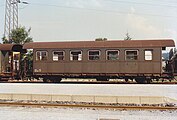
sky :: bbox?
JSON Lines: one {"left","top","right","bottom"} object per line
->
{"left": 0, "top": 0, "right": 177, "bottom": 44}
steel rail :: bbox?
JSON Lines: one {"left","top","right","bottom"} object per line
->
{"left": 0, "top": 102, "right": 176, "bottom": 110}
{"left": 5, "top": 80, "right": 177, "bottom": 84}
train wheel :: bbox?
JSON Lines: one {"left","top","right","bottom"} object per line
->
{"left": 43, "top": 77, "right": 61, "bottom": 83}
{"left": 135, "top": 77, "right": 146, "bottom": 84}
{"left": 125, "top": 78, "right": 129, "bottom": 82}
{"left": 52, "top": 78, "right": 62, "bottom": 83}
{"left": 135, "top": 77, "right": 152, "bottom": 84}
{"left": 96, "top": 77, "right": 108, "bottom": 81}
{"left": 146, "top": 78, "right": 152, "bottom": 84}
{"left": 43, "top": 78, "right": 52, "bottom": 83}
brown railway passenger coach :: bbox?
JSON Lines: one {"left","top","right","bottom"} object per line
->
{"left": 23, "top": 39, "right": 175, "bottom": 83}
{"left": 0, "top": 44, "right": 25, "bottom": 80}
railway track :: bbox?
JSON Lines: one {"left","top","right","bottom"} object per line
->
{"left": 59, "top": 81, "right": 177, "bottom": 84}
{"left": 0, "top": 101, "right": 176, "bottom": 110}
{"left": 5, "top": 80, "right": 177, "bottom": 84}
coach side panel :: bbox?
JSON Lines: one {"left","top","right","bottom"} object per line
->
{"left": 32, "top": 47, "right": 162, "bottom": 76}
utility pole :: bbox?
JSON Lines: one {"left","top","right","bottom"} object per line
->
{"left": 4, "top": 0, "right": 19, "bottom": 40}
{"left": 4, "top": 0, "right": 28, "bottom": 40}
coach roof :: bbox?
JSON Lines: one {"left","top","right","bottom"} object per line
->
{"left": 23, "top": 39, "right": 175, "bottom": 49}
{"left": 0, "top": 44, "right": 23, "bottom": 52}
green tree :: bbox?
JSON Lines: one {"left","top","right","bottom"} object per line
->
{"left": 2, "top": 26, "right": 33, "bottom": 44}
{"left": 124, "top": 32, "right": 132, "bottom": 40}
{"left": 2, "top": 36, "right": 8, "bottom": 43}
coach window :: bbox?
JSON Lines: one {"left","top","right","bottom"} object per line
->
{"left": 106, "top": 50, "right": 119, "bottom": 60}
{"left": 70, "top": 50, "right": 82, "bottom": 61}
{"left": 36, "top": 51, "right": 48, "bottom": 61}
{"left": 88, "top": 50, "right": 100, "bottom": 60}
{"left": 145, "top": 50, "right": 153, "bottom": 61}
{"left": 53, "top": 51, "right": 64, "bottom": 61}
{"left": 125, "top": 50, "right": 138, "bottom": 60}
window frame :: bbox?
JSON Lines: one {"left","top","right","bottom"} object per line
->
{"left": 88, "top": 50, "right": 101, "bottom": 61}
{"left": 52, "top": 50, "right": 65, "bottom": 61}
{"left": 70, "top": 50, "right": 82, "bottom": 61}
{"left": 125, "top": 50, "right": 139, "bottom": 61}
{"left": 106, "top": 50, "right": 119, "bottom": 61}
{"left": 36, "top": 51, "right": 48, "bottom": 61}
{"left": 144, "top": 50, "right": 153, "bottom": 61}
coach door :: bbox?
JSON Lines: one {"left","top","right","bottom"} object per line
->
{"left": 13, "top": 52, "right": 20, "bottom": 72}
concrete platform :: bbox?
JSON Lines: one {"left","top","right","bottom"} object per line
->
{"left": 0, "top": 93, "right": 176, "bottom": 104}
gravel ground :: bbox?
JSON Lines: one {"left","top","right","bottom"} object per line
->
{"left": 0, "top": 106, "right": 177, "bottom": 120}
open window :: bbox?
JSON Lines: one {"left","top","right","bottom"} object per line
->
{"left": 36, "top": 51, "right": 48, "bottom": 61}
{"left": 70, "top": 50, "right": 82, "bottom": 61}
{"left": 53, "top": 51, "right": 65, "bottom": 61}
{"left": 145, "top": 50, "right": 153, "bottom": 61}
{"left": 88, "top": 50, "right": 100, "bottom": 60}
{"left": 106, "top": 50, "right": 119, "bottom": 60}
{"left": 125, "top": 50, "right": 138, "bottom": 60}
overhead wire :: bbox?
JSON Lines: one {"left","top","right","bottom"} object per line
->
{"left": 19, "top": 4, "right": 29, "bottom": 9}
{"left": 148, "top": 0, "right": 177, "bottom": 4}
{"left": 103, "top": 0, "right": 177, "bottom": 8}
{"left": 27, "top": 2, "right": 177, "bottom": 19}
{"left": 0, "top": 1, "right": 176, "bottom": 18}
